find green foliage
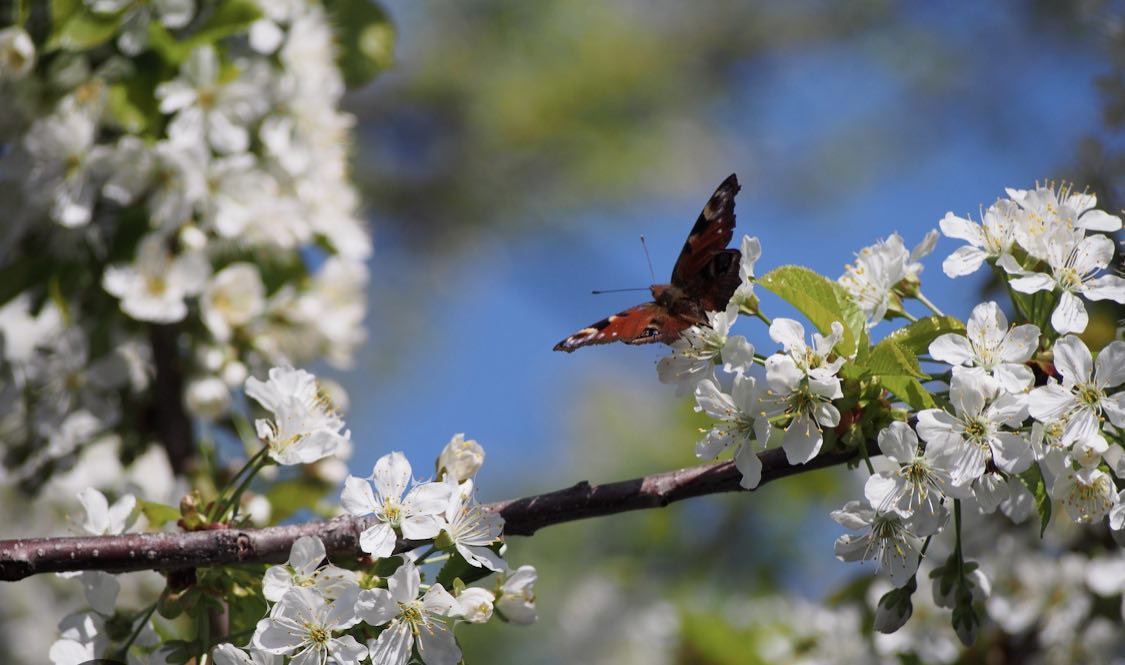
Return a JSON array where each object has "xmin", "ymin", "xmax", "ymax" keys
[
  {"xmin": 138, "ymin": 500, "xmax": 181, "ymax": 528},
  {"xmin": 0, "ymin": 256, "xmax": 45, "ymax": 309},
  {"xmin": 867, "ymin": 338, "xmax": 935, "ymax": 410},
  {"xmin": 436, "ymin": 548, "xmax": 495, "ymax": 590},
  {"xmin": 680, "ymin": 610, "xmax": 771, "ymax": 665},
  {"xmin": 148, "ymin": 1, "xmax": 262, "ymax": 64},
  {"xmin": 324, "ymin": 0, "xmax": 395, "ymax": 89},
  {"xmin": 758, "ymin": 265, "xmax": 866, "ymax": 355},
  {"xmin": 1017, "ymin": 465, "xmax": 1052, "ymax": 537},
  {"xmin": 106, "ymin": 84, "xmax": 148, "ymax": 133},
  {"xmin": 882, "ymin": 316, "xmax": 965, "ymax": 355},
  {"xmin": 264, "ymin": 477, "xmax": 333, "ymax": 522},
  {"xmin": 47, "ymin": 0, "xmax": 121, "ymax": 51}
]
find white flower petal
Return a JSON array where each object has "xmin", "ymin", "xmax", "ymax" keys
[
  {"xmin": 1051, "ymin": 291, "xmax": 1088, "ymax": 335},
  {"xmin": 358, "ymin": 522, "xmax": 397, "ymax": 558}
]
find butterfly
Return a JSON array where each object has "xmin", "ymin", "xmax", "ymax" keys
[{"xmin": 554, "ymin": 174, "xmax": 743, "ymax": 352}]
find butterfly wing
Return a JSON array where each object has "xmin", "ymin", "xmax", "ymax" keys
[
  {"xmin": 553, "ymin": 302, "xmax": 694, "ymax": 352},
  {"xmin": 670, "ymin": 173, "xmax": 740, "ymax": 293}
]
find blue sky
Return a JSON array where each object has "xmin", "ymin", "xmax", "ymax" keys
[{"xmin": 326, "ymin": 2, "xmax": 1108, "ymax": 594}]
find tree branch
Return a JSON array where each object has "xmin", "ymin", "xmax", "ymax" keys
[
  {"xmin": 148, "ymin": 325, "xmax": 196, "ymax": 476},
  {"xmin": 0, "ymin": 445, "xmax": 868, "ymax": 582}
]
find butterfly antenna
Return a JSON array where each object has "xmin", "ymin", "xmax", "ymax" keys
[
  {"xmin": 640, "ymin": 235, "xmax": 656, "ymax": 283},
  {"xmin": 591, "ymin": 287, "xmax": 649, "ymax": 295}
]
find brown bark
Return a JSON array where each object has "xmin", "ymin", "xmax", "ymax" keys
[{"xmin": 0, "ymin": 445, "xmax": 868, "ymax": 582}]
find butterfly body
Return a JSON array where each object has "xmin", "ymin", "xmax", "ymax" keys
[{"xmin": 553, "ymin": 174, "xmax": 743, "ymax": 352}]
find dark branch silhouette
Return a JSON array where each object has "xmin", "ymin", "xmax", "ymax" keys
[{"xmin": 0, "ymin": 445, "xmax": 867, "ymax": 582}]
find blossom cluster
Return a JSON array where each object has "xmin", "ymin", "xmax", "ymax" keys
[
  {"xmin": 48, "ymin": 366, "xmax": 538, "ymax": 664},
  {"xmin": 0, "ymin": 0, "xmax": 371, "ymax": 485},
  {"xmin": 662, "ymin": 182, "xmax": 1125, "ymax": 644}
]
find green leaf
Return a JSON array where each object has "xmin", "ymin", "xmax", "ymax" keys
[
  {"xmin": 139, "ymin": 500, "xmax": 181, "ymax": 528},
  {"xmin": 47, "ymin": 3, "xmax": 120, "ymax": 51},
  {"xmin": 149, "ymin": 0, "xmax": 261, "ymax": 64},
  {"xmin": 436, "ymin": 549, "xmax": 494, "ymax": 590},
  {"xmin": 868, "ymin": 339, "xmax": 928, "ymax": 380},
  {"xmin": 0, "ymin": 257, "xmax": 43, "ymax": 309},
  {"xmin": 883, "ymin": 316, "xmax": 966, "ymax": 355},
  {"xmin": 325, "ymin": 0, "xmax": 396, "ymax": 89},
  {"xmin": 52, "ymin": 0, "xmax": 79, "ymax": 24},
  {"xmin": 758, "ymin": 265, "xmax": 866, "ymax": 356},
  {"xmin": 264, "ymin": 478, "xmax": 331, "ymax": 522},
  {"xmin": 107, "ymin": 83, "xmax": 148, "ymax": 133},
  {"xmin": 1017, "ymin": 465, "xmax": 1052, "ymax": 537},
  {"xmin": 879, "ymin": 376, "xmax": 936, "ymax": 410},
  {"xmin": 190, "ymin": 0, "xmax": 261, "ymax": 45}
]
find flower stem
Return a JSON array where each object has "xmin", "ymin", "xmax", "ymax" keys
[
  {"xmin": 212, "ymin": 448, "xmax": 271, "ymax": 522},
  {"xmin": 752, "ymin": 309, "xmax": 772, "ymax": 326},
  {"xmin": 915, "ymin": 291, "xmax": 945, "ymax": 317},
  {"xmin": 116, "ymin": 595, "xmax": 162, "ymax": 659},
  {"xmin": 858, "ymin": 435, "xmax": 876, "ymax": 475},
  {"xmin": 414, "ymin": 545, "xmax": 439, "ymax": 564},
  {"xmin": 953, "ymin": 498, "xmax": 965, "ymax": 578},
  {"xmin": 901, "ymin": 310, "xmax": 919, "ymax": 323}
]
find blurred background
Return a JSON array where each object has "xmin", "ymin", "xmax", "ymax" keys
[{"xmin": 322, "ymin": 1, "xmax": 1125, "ymax": 662}]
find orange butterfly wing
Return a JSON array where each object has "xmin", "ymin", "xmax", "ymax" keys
[{"xmin": 552, "ymin": 303, "xmax": 694, "ymax": 353}]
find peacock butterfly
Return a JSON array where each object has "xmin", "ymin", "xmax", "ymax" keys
[{"xmin": 554, "ymin": 174, "xmax": 743, "ymax": 352}]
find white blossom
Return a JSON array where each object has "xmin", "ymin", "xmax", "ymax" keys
[
  {"xmin": 437, "ymin": 433, "xmax": 485, "ymax": 482},
  {"xmin": 1002, "ymin": 227, "xmax": 1125, "ymax": 334},
  {"xmin": 156, "ymin": 45, "xmax": 267, "ymax": 154},
  {"xmin": 1027, "ymin": 336, "xmax": 1125, "ymax": 447},
  {"xmin": 764, "ymin": 327, "xmax": 843, "ymax": 465},
  {"xmin": 102, "ymin": 233, "xmax": 210, "ymax": 323},
  {"xmin": 915, "ymin": 373, "xmax": 1030, "ymax": 487},
  {"xmin": 839, "ymin": 232, "xmax": 933, "ymax": 328},
  {"xmin": 201, "ymin": 263, "xmax": 266, "ymax": 342},
  {"xmin": 184, "ymin": 375, "xmax": 231, "ymax": 420},
  {"xmin": 1053, "ymin": 468, "xmax": 1117, "ymax": 523},
  {"xmin": 24, "ymin": 102, "xmax": 102, "ymax": 228},
  {"xmin": 939, "ymin": 200, "xmax": 1019, "ymax": 278},
  {"xmin": 729, "ymin": 235, "xmax": 763, "ymax": 311},
  {"xmin": 693, "ymin": 375, "xmax": 772, "ymax": 488},
  {"xmin": 863, "ymin": 421, "xmax": 955, "ymax": 535},
  {"xmin": 251, "ymin": 587, "xmax": 365, "ymax": 665},
  {"xmin": 356, "ymin": 560, "xmax": 461, "ymax": 665},
  {"xmin": 495, "ymin": 565, "xmax": 538, "ymax": 625},
  {"xmin": 60, "ymin": 489, "xmax": 137, "ymax": 615},
  {"xmin": 832, "ymin": 500, "xmax": 923, "ymax": 588},
  {"xmin": 262, "ymin": 536, "xmax": 357, "ymax": 603},
  {"xmin": 340, "ymin": 452, "xmax": 450, "ymax": 558},
  {"xmin": 0, "ymin": 26, "xmax": 35, "ymax": 79},
  {"xmin": 441, "ymin": 479, "xmax": 505, "ymax": 571},
  {"xmin": 85, "ymin": 0, "xmax": 194, "ymax": 55},
  {"xmin": 928, "ymin": 301, "xmax": 1039, "ymax": 394},
  {"xmin": 1006, "ymin": 183, "xmax": 1123, "ymax": 257},
  {"xmin": 453, "ymin": 588, "xmax": 495, "ymax": 624},
  {"xmin": 1109, "ymin": 490, "xmax": 1125, "ymax": 542},
  {"xmin": 656, "ymin": 306, "xmax": 754, "ymax": 395},
  {"xmin": 244, "ymin": 366, "xmax": 350, "ymax": 465},
  {"xmin": 212, "ymin": 643, "xmax": 282, "ymax": 665},
  {"xmin": 148, "ymin": 138, "xmax": 209, "ymax": 229},
  {"xmin": 48, "ymin": 612, "xmax": 107, "ymax": 665}
]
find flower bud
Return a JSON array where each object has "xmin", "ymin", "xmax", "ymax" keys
[
  {"xmin": 454, "ymin": 587, "xmax": 495, "ymax": 624},
  {"xmin": 874, "ymin": 588, "xmax": 913, "ymax": 634},
  {"xmin": 184, "ymin": 376, "xmax": 230, "ymax": 420},
  {"xmin": 437, "ymin": 433, "xmax": 485, "ymax": 482},
  {"xmin": 0, "ymin": 27, "xmax": 35, "ymax": 80}
]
